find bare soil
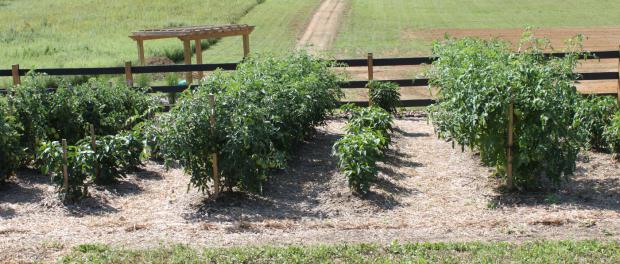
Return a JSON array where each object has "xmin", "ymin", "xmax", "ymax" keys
[
  {"xmin": 297, "ymin": 0, "xmax": 348, "ymax": 53},
  {"xmin": 1, "ymin": 117, "xmax": 619, "ymax": 263}
]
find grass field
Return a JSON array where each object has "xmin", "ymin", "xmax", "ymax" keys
[
  {"xmin": 0, "ymin": 0, "xmax": 318, "ymax": 67},
  {"xmin": 202, "ymin": 0, "xmax": 321, "ymax": 63},
  {"xmin": 332, "ymin": 0, "xmax": 620, "ymax": 58},
  {"xmin": 60, "ymin": 241, "xmax": 620, "ymax": 263}
]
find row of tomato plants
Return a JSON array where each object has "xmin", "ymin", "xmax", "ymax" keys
[
  {"xmin": 428, "ymin": 35, "xmax": 620, "ymax": 191},
  {"xmin": 0, "ymin": 76, "xmax": 158, "ymax": 201}
]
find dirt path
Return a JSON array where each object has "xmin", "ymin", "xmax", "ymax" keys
[
  {"xmin": 297, "ymin": 0, "xmax": 347, "ymax": 53},
  {"xmin": 1, "ymin": 118, "xmax": 619, "ymax": 262}
]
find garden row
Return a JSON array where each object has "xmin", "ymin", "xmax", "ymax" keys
[
  {"xmin": 0, "ymin": 52, "xmax": 350, "ymax": 201},
  {"xmin": 428, "ymin": 35, "xmax": 620, "ymax": 190}
]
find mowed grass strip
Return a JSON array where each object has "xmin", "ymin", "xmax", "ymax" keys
[
  {"xmin": 0, "ymin": 0, "xmax": 260, "ymax": 67},
  {"xmin": 332, "ymin": 0, "xmax": 620, "ymax": 58},
  {"xmin": 202, "ymin": 0, "xmax": 322, "ymax": 63},
  {"xmin": 61, "ymin": 240, "xmax": 620, "ymax": 263}
]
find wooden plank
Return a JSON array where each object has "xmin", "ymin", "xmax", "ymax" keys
[
  {"xmin": 195, "ymin": 39, "xmax": 204, "ymax": 80},
  {"xmin": 243, "ymin": 34, "xmax": 250, "ymax": 58},
  {"xmin": 208, "ymin": 94, "xmax": 220, "ymax": 199},
  {"xmin": 507, "ymin": 101, "xmax": 514, "ymax": 190},
  {"xmin": 11, "ymin": 64, "xmax": 20, "ymax": 86},
  {"xmin": 61, "ymin": 139, "xmax": 69, "ymax": 194},
  {"xmin": 137, "ymin": 40, "xmax": 145, "ymax": 65},
  {"xmin": 124, "ymin": 61, "xmax": 133, "ymax": 86},
  {"xmin": 183, "ymin": 39, "xmax": 193, "ymax": 84}
]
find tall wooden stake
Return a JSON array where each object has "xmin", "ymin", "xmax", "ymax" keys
[
  {"xmin": 90, "ymin": 125, "xmax": 100, "ymax": 181},
  {"xmin": 124, "ymin": 61, "xmax": 134, "ymax": 87},
  {"xmin": 208, "ymin": 94, "xmax": 220, "ymax": 199},
  {"xmin": 195, "ymin": 39, "xmax": 204, "ymax": 80},
  {"xmin": 61, "ymin": 139, "xmax": 69, "ymax": 193},
  {"xmin": 367, "ymin": 53, "xmax": 374, "ymax": 106},
  {"xmin": 507, "ymin": 101, "xmax": 514, "ymax": 190},
  {"xmin": 11, "ymin": 64, "xmax": 20, "ymax": 86}
]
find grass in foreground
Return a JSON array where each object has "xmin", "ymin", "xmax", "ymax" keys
[
  {"xmin": 60, "ymin": 240, "xmax": 620, "ymax": 263},
  {"xmin": 332, "ymin": 0, "xmax": 620, "ymax": 58}
]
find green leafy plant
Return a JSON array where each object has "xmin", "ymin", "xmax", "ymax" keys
[
  {"xmin": 368, "ymin": 81, "xmax": 400, "ymax": 114},
  {"xmin": 0, "ymin": 96, "xmax": 22, "ymax": 183},
  {"xmin": 333, "ymin": 129, "xmax": 386, "ymax": 194},
  {"xmin": 603, "ymin": 110, "xmax": 620, "ymax": 159},
  {"xmin": 343, "ymin": 105, "xmax": 393, "ymax": 148},
  {"xmin": 84, "ymin": 129, "xmax": 144, "ymax": 185},
  {"xmin": 160, "ymin": 52, "xmax": 343, "ymax": 194},
  {"xmin": 428, "ymin": 35, "xmax": 586, "ymax": 190},
  {"xmin": 37, "ymin": 141, "xmax": 93, "ymax": 202},
  {"xmin": 574, "ymin": 96, "xmax": 618, "ymax": 151}
]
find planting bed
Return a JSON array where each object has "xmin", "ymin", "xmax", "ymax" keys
[{"xmin": 1, "ymin": 116, "xmax": 619, "ymax": 262}]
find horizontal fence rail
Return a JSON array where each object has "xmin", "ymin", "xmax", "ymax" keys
[{"xmin": 2, "ymin": 50, "xmax": 619, "ymax": 107}]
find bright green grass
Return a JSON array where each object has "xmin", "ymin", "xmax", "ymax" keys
[
  {"xmin": 0, "ymin": 0, "xmax": 304, "ymax": 67},
  {"xmin": 332, "ymin": 0, "xmax": 620, "ymax": 58},
  {"xmin": 60, "ymin": 240, "xmax": 620, "ymax": 263},
  {"xmin": 201, "ymin": 0, "xmax": 320, "ymax": 63}
]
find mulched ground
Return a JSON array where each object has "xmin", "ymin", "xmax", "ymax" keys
[{"xmin": 1, "ymin": 117, "xmax": 619, "ymax": 262}]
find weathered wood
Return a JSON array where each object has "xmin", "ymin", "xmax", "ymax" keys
[
  {"xmin": 90, "ymin": 124, "xmax": 100, "ymax": 181},
  {"xmin": 367, "ymin": 53, "xmax": 374, "ymax": 106},
  {"xmin": 507, "ymin": 101, "xmax": 514, "ymax": 190},
  {"xmin": 195, "ymin": 39, "xmax": 204, "ymax": 80},
  {"xmin": 124, "ymin": 61, "xmax": 133, "ymax": 86},
  {"xmin": 183, "ymin": 39, "xmax": 193, "ymax": 84},
  {"xmin": 243, "ymin": 34, "xmax": 250, "ymax": 58},
  {"xmin": 61, "ymin": 139, "xmax": 69, "ymax": 193},
  {"xmin": 137, "ymin": 40, "xmax": 145, "ymax": 65},
  {"xmin": 617, "ymin": 45, "xmax": 620, "ymax": 106},
  {"xmin": 208, "ymin": 94, "xmax": 220, "ymax": 199},
  {"xmin": 11, "ymin": 64, "xmax": 20, "ymax": 86}
]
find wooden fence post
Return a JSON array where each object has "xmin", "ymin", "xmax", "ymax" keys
[
  {"xmin": 507, "ymin": 100, "xmax": 514, "ymax": 190},
  {"xmin": 124, "ymin": 61, "xmax": 134, "ymax": 87},
  {"xmin": 90, "ymin": 124, "xmax": 100, "ymax": 180},
  {"xmin": 61, "ymin": 139, "xmax": 69, "ymax": 193},
  {"xmin": 208, "ymin": 94, "xmax": 220, "ymax": 199},
  {"xmin": 11, "ymin": 64, "xmax": 20, "ymax": 86},
  {"xmin": 367, "ymin": 53, "xmax": 374, "ymax": 106}
]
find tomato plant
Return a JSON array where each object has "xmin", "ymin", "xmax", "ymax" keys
[
  {"xmin": 604, "ymin": 110, "xmax": 620, "ymax": 159},
  {"xmin": 83, "ymin": 129, "xmax": 144, "ymax": 185},
  {"xmin": 37, "ymin": 141, "xmax": 93, "ymax": 202},
  {"xmin": 160, "ymin": 52, "xmax": 343, "ymax": 194},
  {"xmin": 342, "ymin": 104, "xmax": 393, "ymax": 148},
  {"xmin": 428, "ymin": 36, "xmax": 586, "ymax": 190},
  {"xmin": 574, "ymin": 96, "xmax": 618, "ymax": 151},
  {"xmin": 368, "ymin": 81, "xmax": 400, "ymax": 114},
  {"xmin": 0, "ymin": 96, "xmax": 22, "ymax": 183}
]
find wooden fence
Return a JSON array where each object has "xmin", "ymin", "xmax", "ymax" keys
[{"xmin": 2, "ymin": 50, "xmax": 619, "ymax": 107}]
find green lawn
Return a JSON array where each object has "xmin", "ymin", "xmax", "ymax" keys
[
  {"xmin": 0, "ymin": 0, "xmax": 319, "ymax": 67},
  {"xmin": 60, "ymin": 240, "xmax": 620, "ymax": 263},
  {"xmin": 332, "ymin": 0, "xmax": 620, "ymax": 58},
  {"xmin": 202, "ymin": 0, "xmax": 321, "ymax": 63}
]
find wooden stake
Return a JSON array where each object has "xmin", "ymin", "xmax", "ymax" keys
[
  {"xmin": 183, "ymin": 39, "xmax": 193, "ymax": 84},
  {"xmin": 195, "ymin": 39, "xmax": 204, "ymax": 80},
  {"xmin": 11, "ymin": 64, "xmax": 20, "ymax": 86},
  {"xmin": 242, "ymin": 34, "xmax": 250, "ymax": 58},
  {"xmin": 507, "ymin": 101, "xmax": 514, "ymax": 190},
  {"xmin": 90, "ymin": 124, "xmax": 100, "ymax": 181},
  {"xmin": 208, "ymin": 94, "xmax": 220, "ymax": 199},
  {"xmin": 367, "ymin": 53, "xmax": 374, "ymax": 106},
  {"xmin": 617, "ymin": 45, "xmax": 620, "ymax": 106},
  {"xmin": 136, "ymin": 40, "xmax": 145, "ymax": 65},
  {"xmin": 124, "ymin": 61, "xmax": 133, "ymax": 87},
  {"xmin": 61, "ymin": 139, "xmax": 69, "ymax": 193}
]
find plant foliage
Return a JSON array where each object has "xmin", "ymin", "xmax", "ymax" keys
[
  {"xmin": 0, "ymin": 96, "xmax": 22, "ymax": 183},
  {"xmin": 160, "ymin": 52, "xmax": 343, "ymax": 194},
  {"xmin": 37, "ymin": 141, "xmax": 93, "ymax": 202},
  {"xmin": 604, "ymin": 110, "xmax": 620, "ymax": 159},
  {"xmin": 368, "ymin": 81, "xmax": 400, "ymax": 114},
  {"xmin": 333, "ymin": 128, "xmax": 386, "ymax": 194},
  {"xmin": 428, "ymin": 35, "xmax": 586, "ymax": 190},
  {"xmin": 574, "ymin": 96, "xmax": 618, "ymax": 151}
]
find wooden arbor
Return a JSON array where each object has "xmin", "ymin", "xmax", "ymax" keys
[{"xmin": 130, "ymin": 24, "xmax": 255, "ymax": 83}]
